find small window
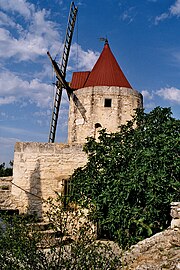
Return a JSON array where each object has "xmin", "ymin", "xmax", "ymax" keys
[{"xmin": 104, "ymin": 98, "xmax": 112, "ymax": 107}]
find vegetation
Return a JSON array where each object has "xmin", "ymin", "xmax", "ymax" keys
[
  {"xmin": 0, "ymin": 161, "xmax": 13, "ymax": 177},
  {"xmin": 0, "ymin": 197, "xmax": 121, "ymax": 269},
  {"xmin": 0, "ymin": 106, "xmax": 179, "ymax": 268},
  {"xmin": 69, "ymin": 107, "xmax": 180, "ymax": 248},
  {"xmin": 0, "ymin": 215, "xmax": 44, "ymax": 270}
]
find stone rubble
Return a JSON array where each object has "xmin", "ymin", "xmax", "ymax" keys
[{"xmin": 120, "ymin": 202, "xmax": 180, "ymax": 270}]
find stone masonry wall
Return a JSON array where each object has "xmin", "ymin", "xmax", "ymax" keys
[
  {"xmin": 0, "ymin": 176, "xmax": 13, "ymax": 209},
  {"xmin": 12, "ymin": 142, "xmax": 87, "ymax": 217},
  {"xmin": 68, "ymin": 86, "xmax": 143, "ymax": 144},
  {"xmin": 171, "ymin": 202, "xmax": 180, "ymax": 229}
]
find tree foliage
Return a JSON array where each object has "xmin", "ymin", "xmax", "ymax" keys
[
  {"xmin": 0, "ymin": 161, "xmax": 13, "ymax": 177},
  {"xmin": 0, "ymin": 198, "xmax": 121, "ymax": 269},
  {"xmin": 0, "ymin": 215, "xmax": 45, "ymax": 270},
  {"xmin": 69, "ymin": 107, "xmax": 180, "ymax": 248}
]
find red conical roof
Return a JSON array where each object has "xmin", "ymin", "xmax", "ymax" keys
[
  {"xmin": 84, "ymin": 41, "xmax": 132, "ymax": 88},
  {"xmin": 70, "ymin": 41, "xmax": 132, "ymax": 89}
]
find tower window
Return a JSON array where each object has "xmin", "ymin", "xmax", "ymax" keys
[{"xmin": 104, "ymin": 98, "xmax": 112, "ymax": 107}]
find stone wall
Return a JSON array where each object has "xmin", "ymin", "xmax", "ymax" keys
[
  {"xmin": 171, "ymin": 202, "xmax": 180, "ymax": 229},
  {"xmin": 12, "ymin": 142, "xmax": 87, "ymax": 217},
  {"xmin": 0, "ymin": 176, "xmax": 13, "ymax": 209},
  {"xmin": 68, "ymin": 86, "xmax": 143, "ymax": 144}
]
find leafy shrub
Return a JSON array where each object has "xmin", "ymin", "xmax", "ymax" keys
[
  {"xmin": 0, "ymin": 198, "xmax": 121, "ymax": 269},
  {"xmin": 0, "ymin": 161, "xmax": 13, "ymax": 177},
  {"xmin": 69, "ymin": 107, "xmax": 180, "ymax": 248},
  {"xmin": 0, "ymin": 215, "xmax": 45, "ymax": 270},
  {"xmin": 45, "ymin": 195, "xmax": 121, "ymax": 269}
]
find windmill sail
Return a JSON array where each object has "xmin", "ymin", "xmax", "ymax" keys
[{"xmin": 48, "ymin": 2, "xmax": 78, "ymax": 143}]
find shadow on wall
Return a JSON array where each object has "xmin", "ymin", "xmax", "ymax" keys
[{"xmin": 27, "ymin": 160, "xmax": 43, "ymax": 218}]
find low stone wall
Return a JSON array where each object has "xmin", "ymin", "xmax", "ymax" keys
[
  {"xmin": 12, "ymin": 142, "xmax": 87, "ymax": 217},
  {"xmin": 0, "ymin": 176, "xmax": 13, "ymax": 209},
  {"xmin": 0, "ymin": 176, "xmax": 12, "ymax": 190},
  {"xmin": 171, "ymin": 202, "xmax": 180, "ymax": 229}
]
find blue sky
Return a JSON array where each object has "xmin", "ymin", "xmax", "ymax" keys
[{"xmin": 0, "ymin": 0, "xmax": 180, "ymax": 165}]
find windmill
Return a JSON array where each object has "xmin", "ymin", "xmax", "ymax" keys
[{"xmin": 47, "ymin": 2, "xmax": 86, "ymax": 143}]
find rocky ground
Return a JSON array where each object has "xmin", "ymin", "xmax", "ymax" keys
[{"xmin": 120, "ymin": 227, "xmax": 180, "ymax": 270}]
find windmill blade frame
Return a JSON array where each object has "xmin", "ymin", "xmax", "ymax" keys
[
  {"xmin": 48, "ymin": 2, "xmax": 78, "ymax": 143},
  {"xmin": 47, "ymin": 50, "xmax": 87, "ymax": 130}
]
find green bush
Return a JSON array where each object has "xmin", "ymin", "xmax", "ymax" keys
[
  {"xmin": 0, "ymin": 161, "xmax": 13, "ymax": 177},
  {"xmin": 0, "ymin": 198, "xmax": 121, "ymax": 269},
  {"xmin": 69, "ymin": 107, "xmax": 180, "ymax": 248},
  {"xmin": 0, "ymin": 215, "xmax": 45, "ymax": 270}
]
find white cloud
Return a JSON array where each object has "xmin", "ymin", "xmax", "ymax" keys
[
  {"xmin": 0, "ymin": 136, "xmax": 19, "ymax": 146},
  {"xmin": 0, "ymin": 11, "xmax": 16, "ymax": 27},
  {"xmin": 28, "ymin": 79, "xmax": 52, "ymax": 107},
  {"xmin": 70, "ymin": 43, "xmax": 99, "ymax": 71},
  {"xmin": 156, "ymin": 87, "xmax": 180, "ymax": 104},
  {"xmin": 0, "ymin": 136, "xmax": 20, "ymax": 164},
  {"xmin": 0, "ymin": 96, "xmax": 16, "ymax": 105},
  {"xmin": 0, "ymin": 71, "xmax": 28, "ymax": 95},
  {"xmin": 141, "ymin": 90, "xmax": 153, "ymax": 100},
  {"xmin": 170, "ymin": 0, "xmax": 180, "ymax": 16},
  {"xmin": 0, "ymin": 0, "xmax": 100, "ymax": 76},
  {"xmin": 0, "ymin": 0, "xmax": 101, "ymax": 110},
  {"xmin": 142, "ymin": 90, "xmax": 156, "ymax": 110},
  {"xmin": 0, "ymin": 0, "xmax": 34, "ymax": 19},
  {"xmin": 0, "ymin": 111, "xmax": 6, "ymax": 117},
  {"xmin": 155, "ymin": 0, "xmax": 180, "ymax": 24},
  {"xmin": 120, "ymin": 7, "xmax": 136, "ymax": 24},
  {"xmin": 154, "ymin": 12, "xmax": 169, "ymax": 25},
  {"xmin": 142, "ymin": 87, "xmax": 180, "ymax": 109},
  {"xmin": 0, "ymin": 125, "xmax": 45, "ymax": 136},
  {"xmin": 0, "ymin": 3, "xmax": 61, "ymax": 62},
  {"xmin": 0, "ymin": 70, "xmax": 70, "ymax": 108},
  {"xmin": 144, "ymin": 102, "xmax": 156, "ymax": 109},
  {"xmin": 0, "ymin": 71, "xmax": 52, "ymax": 107},
  {"xmin": 33, "ymin": 110, "xmax": 51, "ymax": 117}
]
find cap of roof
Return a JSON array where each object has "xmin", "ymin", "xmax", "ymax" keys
[{"xmin": 70, "ymin": 41, "xmax": 132, "ymax": 89}]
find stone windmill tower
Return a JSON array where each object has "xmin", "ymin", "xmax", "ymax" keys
[
  {"xmin": 68, "ymin": 39, "xmax": 143, "ymax": 143},
  {"xmin": 11, "ymin": 39, "xmax": 143, "ymax": 216}
]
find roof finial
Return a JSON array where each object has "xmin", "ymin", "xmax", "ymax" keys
[{"xmin": 99, "ymin": 37, "xmax": 108, "ymax": 45}]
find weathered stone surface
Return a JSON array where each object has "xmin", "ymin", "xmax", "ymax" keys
[
  {"xmin": 68, "ymin": 86, "xmax": 143, "ymax": 144},
  {"xmin": 11, "ymin": 85, "xmax": 143, "ymax": 216},
  {"xmin": 0, "ymin": 176, "xmax": 13, "ymax": 209},
  {"xmin": 119, "ymin": 203, "xmax": 180, "ymax": 269},
  {"xmin": 120, "ymin": 228, "xmax": 180, "ymax": 270},
  {"xmin": 12, "ymin": 143, "xmax": 87, "ymax": 216},
  {"xmin": 171, "ymin": 202, "xmax": 180, "ymax": 219}
]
